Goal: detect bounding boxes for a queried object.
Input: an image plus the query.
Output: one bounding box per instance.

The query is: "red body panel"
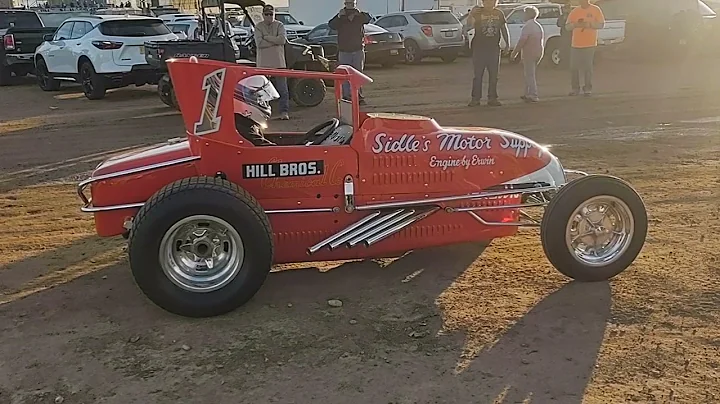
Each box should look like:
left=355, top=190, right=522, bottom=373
left=86, top=59, right=557, bottom=262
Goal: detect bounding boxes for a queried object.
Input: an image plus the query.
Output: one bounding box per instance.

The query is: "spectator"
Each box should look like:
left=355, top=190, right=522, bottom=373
left=329, top=0, right=371, bottom=105
left=511, top=6, right=544, bottom=103
left=467, top=0, right=510, bottom=107
left=255, top=4, right=290, bottom=120
left=556, top=1, right=572, bottom=68
left=565, top=0, right=605, bottom=96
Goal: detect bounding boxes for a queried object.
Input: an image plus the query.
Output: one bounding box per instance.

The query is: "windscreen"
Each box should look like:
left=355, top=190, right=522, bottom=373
left=98, top=19, right=171, bottom=36
left=410, top=11, right=459, bottom=25
left=275, top=13, right=299, bottom=25
left=0, top=11, right=43, bottom=29
left=364, top=24, right=386, bottom=33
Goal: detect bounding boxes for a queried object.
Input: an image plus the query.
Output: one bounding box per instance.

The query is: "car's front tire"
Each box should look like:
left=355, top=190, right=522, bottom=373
left=79, top=60, right=106, bottom=100
left=541, top=175, right=647, bottom=282
left=128, top=177, right=274, bottom=318
left=35, top=58, right=61, bottom=91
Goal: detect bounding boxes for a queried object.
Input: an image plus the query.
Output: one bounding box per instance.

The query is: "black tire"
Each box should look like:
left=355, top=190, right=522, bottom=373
left=541, top=175, right=647, bottom=282
left=157, top=74, right=178, bottom=110
left=290, top=77, right=326, bottom=108
left=0, top=65, right=11, bottom=86
left=79, top=60, right=106, bottom=100
left=128, top=177, right=274, bottom=318
left=441, top=53, right=458, bottom=63
left=35, top=58, right=61, bottom=91
left=404, top=39, right=422, bottom=64
left=544, top=38, right=563, bottom=68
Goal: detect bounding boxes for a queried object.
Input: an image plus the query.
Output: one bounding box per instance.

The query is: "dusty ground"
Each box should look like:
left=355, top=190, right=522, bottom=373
left=0, top=54, right=719, bottom=404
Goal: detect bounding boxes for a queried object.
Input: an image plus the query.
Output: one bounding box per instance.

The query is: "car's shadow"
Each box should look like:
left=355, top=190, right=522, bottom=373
left=0, top=241, right=610, bottom=403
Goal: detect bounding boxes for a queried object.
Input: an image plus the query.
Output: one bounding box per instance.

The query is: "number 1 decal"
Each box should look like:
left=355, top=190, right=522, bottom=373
left=193, top=68, right=226, bottom=136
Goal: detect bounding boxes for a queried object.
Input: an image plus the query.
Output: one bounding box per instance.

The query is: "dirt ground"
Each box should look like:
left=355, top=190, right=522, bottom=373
left=0, top=54, right=719, bottom=404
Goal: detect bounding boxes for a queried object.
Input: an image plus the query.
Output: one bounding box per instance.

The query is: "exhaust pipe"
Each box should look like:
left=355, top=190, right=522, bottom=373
left=307, top=211, right=382, bottom=254
left=329, top=209, right=406, bottom=250
left=346, top=209, right=417, bottom=247
left=365, top=208, right=439, bottom=246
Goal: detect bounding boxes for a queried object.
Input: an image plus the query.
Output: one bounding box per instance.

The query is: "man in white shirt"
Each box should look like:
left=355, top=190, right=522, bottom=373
left=512, top=6, right=544, bottom=102
left=255, top=4, right=290, bottom=120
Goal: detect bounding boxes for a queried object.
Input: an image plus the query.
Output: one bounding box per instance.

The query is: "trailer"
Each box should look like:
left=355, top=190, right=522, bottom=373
left=288, top=0, right=439, bottom=28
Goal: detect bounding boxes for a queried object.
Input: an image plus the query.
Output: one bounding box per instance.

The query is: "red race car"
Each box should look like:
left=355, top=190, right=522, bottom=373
left=77, top=58, right=647, bottom=318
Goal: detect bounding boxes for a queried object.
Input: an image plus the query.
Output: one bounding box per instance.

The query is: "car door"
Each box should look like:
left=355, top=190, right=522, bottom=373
left=504, top=9, right=525, bottom=49
left=537, top=6, right=562, bottom=42
left=44, top=21, right=73, bottom=73
left=305, top=24, right=335, bottom=58
left=64, top=21, right=92, bottom=74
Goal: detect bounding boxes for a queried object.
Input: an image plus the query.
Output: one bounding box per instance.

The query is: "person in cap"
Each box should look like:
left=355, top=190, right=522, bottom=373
left=329, top=0, right=372, bottom=105
left=255, top=4, right=291, bottom=120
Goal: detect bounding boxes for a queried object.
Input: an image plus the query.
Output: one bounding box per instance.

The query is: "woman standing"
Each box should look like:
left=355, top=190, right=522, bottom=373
left=511, top=6, right=544, bottom=102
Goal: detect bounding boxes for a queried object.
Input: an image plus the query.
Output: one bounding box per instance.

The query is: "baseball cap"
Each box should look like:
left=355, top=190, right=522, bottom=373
left=263, top=4, right=274, bottom=12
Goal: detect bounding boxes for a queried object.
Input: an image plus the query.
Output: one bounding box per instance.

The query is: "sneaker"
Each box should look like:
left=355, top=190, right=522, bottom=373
left=583, top=91, right=592, bottom=97
left=279, top=112, right=290, bottom=120
left=568, top=91, right=580, bottom=96
left=520, top=95, right=528, bottom=101
left=468, top=99, right=481, bottom=107
left=526, top=97, right=539, bottom=103
left=487, top=99, right=502, bottom=107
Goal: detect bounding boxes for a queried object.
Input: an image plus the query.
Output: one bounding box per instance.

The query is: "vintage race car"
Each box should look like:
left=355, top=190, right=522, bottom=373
left=77, top=58, right=648, bottom=318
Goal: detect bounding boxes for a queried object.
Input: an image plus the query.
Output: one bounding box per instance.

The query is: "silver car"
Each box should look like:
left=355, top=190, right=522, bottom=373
left=374, top=10, right=464, bottom=64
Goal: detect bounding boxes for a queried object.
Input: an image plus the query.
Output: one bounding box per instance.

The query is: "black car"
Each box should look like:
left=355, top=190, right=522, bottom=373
left=297, top=23, right=404, bottom=68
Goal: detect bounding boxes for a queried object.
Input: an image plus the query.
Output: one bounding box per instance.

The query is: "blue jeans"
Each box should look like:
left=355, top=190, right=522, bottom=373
left=338, top=50, right=365, bottom=100
left=471, top=46, right=501, bottom=101
left=269, top=76, right=289, bottom=114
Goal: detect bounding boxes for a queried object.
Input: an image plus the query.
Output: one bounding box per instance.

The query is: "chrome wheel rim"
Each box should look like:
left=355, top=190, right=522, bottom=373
left=159, top=215, right=245, bottom=293
left=81, top=67, right=93, bottom=94
left=565, top=196, right=634, bottom=267
left=406, top=45, right=416, bottom=62
left=552, top=49, right=561, bottom=65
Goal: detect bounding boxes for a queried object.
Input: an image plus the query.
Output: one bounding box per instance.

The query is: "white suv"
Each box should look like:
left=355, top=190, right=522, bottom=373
left=34, top=15, right=178, bottom=99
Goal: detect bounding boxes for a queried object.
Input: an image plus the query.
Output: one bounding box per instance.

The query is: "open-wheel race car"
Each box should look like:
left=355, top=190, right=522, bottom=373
left=77, top=58, right=648, bottom=318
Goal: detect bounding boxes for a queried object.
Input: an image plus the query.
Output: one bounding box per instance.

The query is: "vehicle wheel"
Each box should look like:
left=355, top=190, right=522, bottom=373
left=157, top=74, right=178, bottom=110
left=404, top=40, right=422, bottom=64
left=79, top=60, right=106, bottom=100
left=545, top=39, right=563, bottom=68
left=441, top=53, right=458, bottom=63
left=290, top=77, right=326, bottom=108
left=128, top=176, right=274, bottom=318
left=0, top=65, right=11, bottom=86
left=540, top=175, right=647, bottom=282
left=35, top=58, right=61, bottom=91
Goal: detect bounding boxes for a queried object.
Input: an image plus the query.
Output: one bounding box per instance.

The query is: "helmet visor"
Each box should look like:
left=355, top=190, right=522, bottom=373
left=239, top=75, right=280, bottom=103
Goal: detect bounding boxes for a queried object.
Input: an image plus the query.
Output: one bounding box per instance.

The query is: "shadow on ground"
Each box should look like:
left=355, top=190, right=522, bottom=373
left=0, top=241, right=610, bottom=403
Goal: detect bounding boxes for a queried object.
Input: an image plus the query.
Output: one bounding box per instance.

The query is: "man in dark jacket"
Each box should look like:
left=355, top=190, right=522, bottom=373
left=556, top=1, right=572, bottom=68
left=329, top=0, right=371, bottom=104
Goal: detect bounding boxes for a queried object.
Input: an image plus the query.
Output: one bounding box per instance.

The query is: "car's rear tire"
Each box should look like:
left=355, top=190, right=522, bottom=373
left=541, top=175, right=647, bottom=282
left=128, top=176, right=274, bottom=318
left=0, top=65, right=11, bottom=86
left=441, top=53, right=458, bottom=63
left=404, top=39, right=422, bottom=64
left=35, top=58, right=61, bottom=91
left=544, top=38, right=564, bottom=68
left=290, top=77, right=326, bottom=108
left=157, top=74, right=178, bottom=110
left=80, top=60, right=106, bottom=100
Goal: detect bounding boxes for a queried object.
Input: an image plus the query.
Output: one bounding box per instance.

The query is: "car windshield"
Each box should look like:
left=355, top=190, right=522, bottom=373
left=364, top=24, right=386, bottom=33
left=275, top=13, right=299, bottom=25
left=37, top=12, right=90, bottom=28
left=410, top=11, right=459, bottom=25
left=99, top=19, right=171, bottom=36
left=0, top=11, right=43, bottom=29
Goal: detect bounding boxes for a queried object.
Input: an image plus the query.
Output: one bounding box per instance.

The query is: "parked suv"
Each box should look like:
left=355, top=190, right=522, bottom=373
left=374, top=9, right=464, bottom=64
left=34, top=14, right=178, bottom=100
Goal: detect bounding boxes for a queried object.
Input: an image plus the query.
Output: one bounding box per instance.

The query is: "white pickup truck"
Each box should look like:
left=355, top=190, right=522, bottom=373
left=467, top=3, right=626, bottom=67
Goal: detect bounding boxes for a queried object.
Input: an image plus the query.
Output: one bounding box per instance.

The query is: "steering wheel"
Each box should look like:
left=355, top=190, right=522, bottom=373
left=300, top=118, right=340, bottom=146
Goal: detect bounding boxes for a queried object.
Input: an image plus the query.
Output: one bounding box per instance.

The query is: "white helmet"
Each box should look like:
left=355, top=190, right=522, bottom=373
left=233, top=75, right=280, bottom=127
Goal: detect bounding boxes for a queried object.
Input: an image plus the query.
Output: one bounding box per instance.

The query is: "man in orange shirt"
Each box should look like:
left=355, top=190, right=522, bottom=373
left=565, top=0, right=605, bottom=96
